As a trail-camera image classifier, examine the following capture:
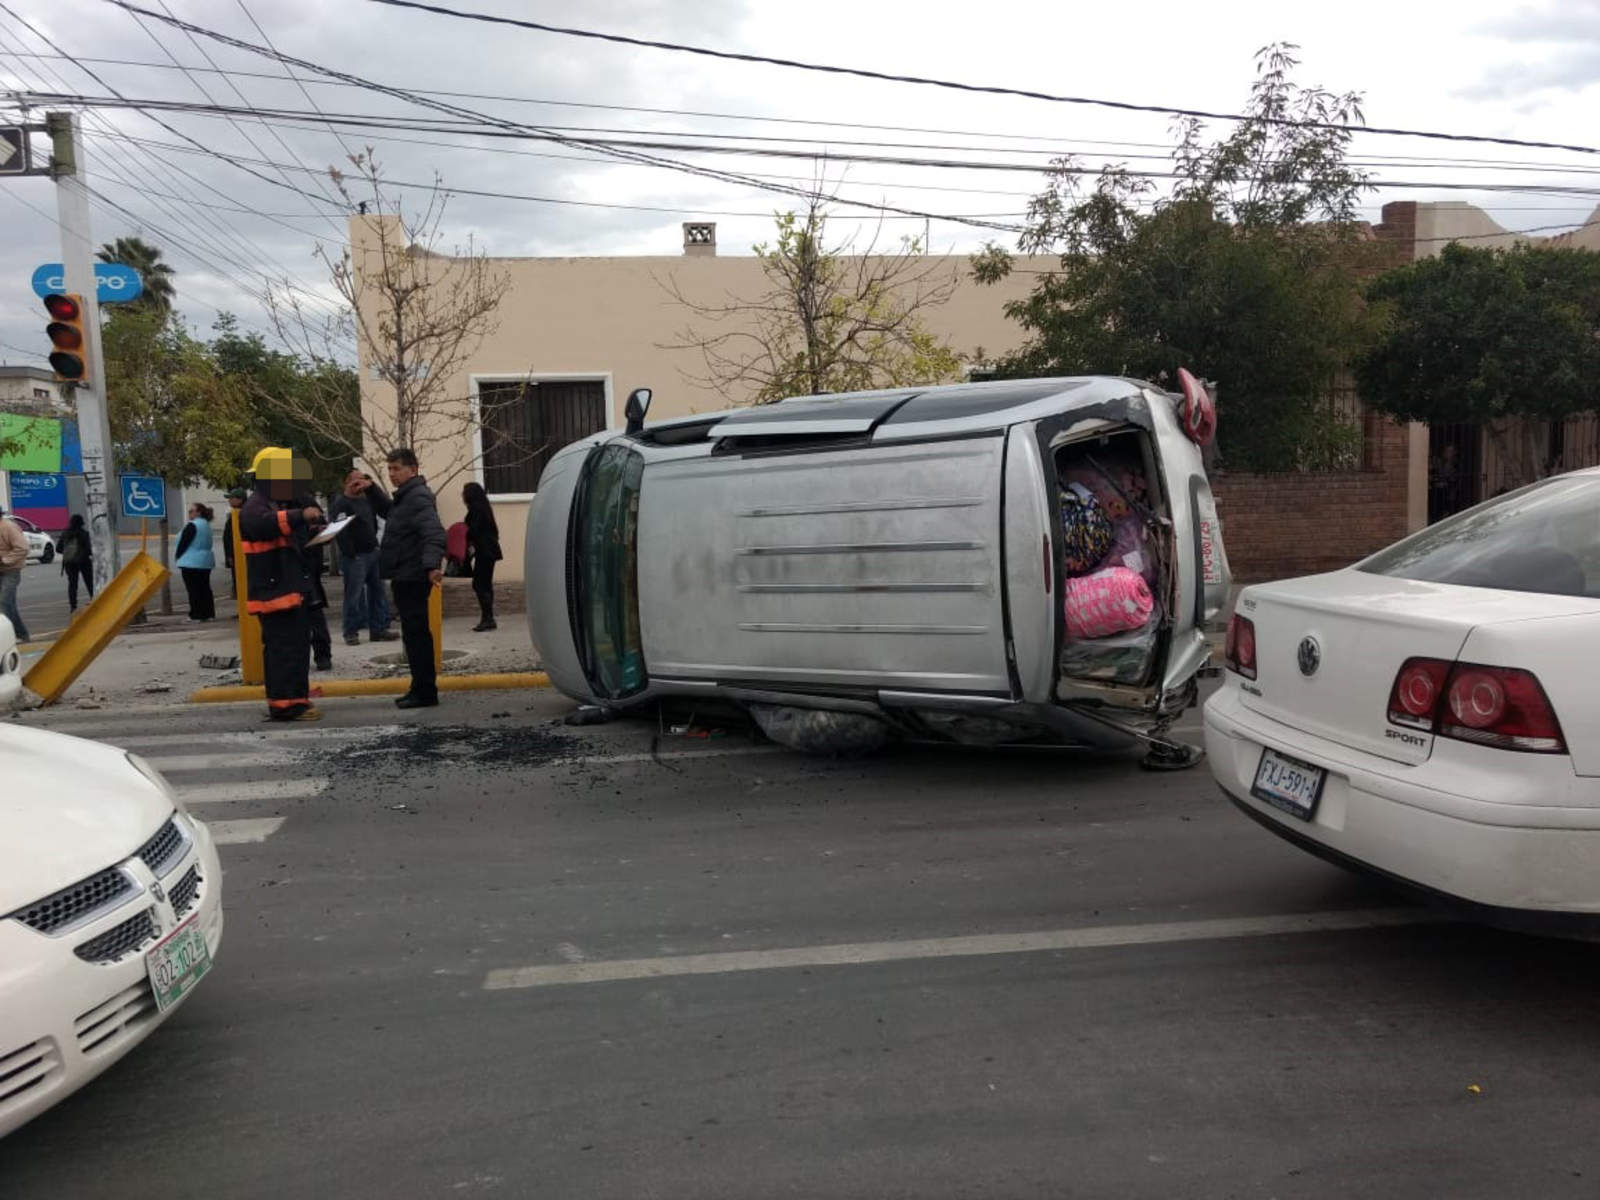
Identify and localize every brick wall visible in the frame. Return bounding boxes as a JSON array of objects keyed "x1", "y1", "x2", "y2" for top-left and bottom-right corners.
[{"x1": 1212, "y1": 416, "x2": 1411, "y2": 581}]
